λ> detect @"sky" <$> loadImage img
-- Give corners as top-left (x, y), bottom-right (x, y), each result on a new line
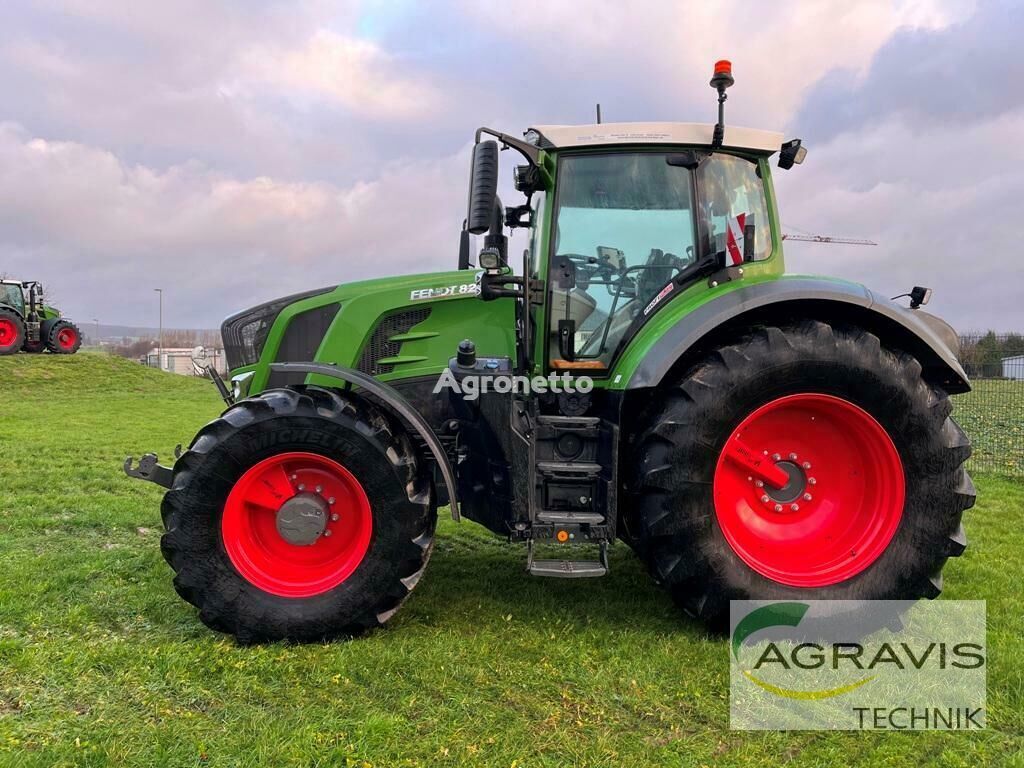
top-left (0, 0), bottom-right (1020, 332)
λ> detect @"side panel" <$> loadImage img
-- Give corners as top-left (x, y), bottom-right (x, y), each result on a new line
top-left (611, 275), bottom-right (969, 393)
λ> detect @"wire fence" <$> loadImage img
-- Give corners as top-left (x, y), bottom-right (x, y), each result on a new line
top-left (953, 333), bottom-right (1024, 476)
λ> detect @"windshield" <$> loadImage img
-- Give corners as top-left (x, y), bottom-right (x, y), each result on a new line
top-left (0, 284), bottom-right (24, 314)
top-left (548, 152), bottom-right (697, 365)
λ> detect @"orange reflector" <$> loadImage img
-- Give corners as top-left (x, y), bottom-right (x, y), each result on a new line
top-left (550, 359), bottom-right (607, 370)
top-left (556, 530), bottom-right (569, 542)
top-left (714, 59), bottom-right (732, 75)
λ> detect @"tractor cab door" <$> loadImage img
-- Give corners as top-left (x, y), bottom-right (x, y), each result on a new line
top-left (0, 284), bottom-right (25, 316)
top-left (545, 152), bottom-right (698, 371)
top-left (544, 151), bottom-right (773, 372)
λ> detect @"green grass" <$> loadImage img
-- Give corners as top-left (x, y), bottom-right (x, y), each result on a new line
top-left (0, 353), bottom-right (1022, 767)
top-left (954, 379), bottom-right (1024, 476)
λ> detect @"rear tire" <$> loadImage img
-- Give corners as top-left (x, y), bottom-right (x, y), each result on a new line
top-left (630, 321), bottom-right (974, 631)
top-left (160, 386), bottom-right (437, 643)
top-left (0, 309), bottom-right (25, 355)
top-left (46, 320), bottom-right (81, 354)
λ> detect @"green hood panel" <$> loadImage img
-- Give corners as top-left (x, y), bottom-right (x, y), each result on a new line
top-left (247, 270), bottom-right (517, 393)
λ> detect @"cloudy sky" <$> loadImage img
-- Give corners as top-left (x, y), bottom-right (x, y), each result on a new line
top-left (0, 0), bottom-right (1020, 331)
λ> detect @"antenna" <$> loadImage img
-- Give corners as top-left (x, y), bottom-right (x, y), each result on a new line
top-left (596, 103), bottom-right (602, 124)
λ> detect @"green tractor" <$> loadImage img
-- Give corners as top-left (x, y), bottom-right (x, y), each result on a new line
top-left (126, 62), bottom-right (974, 643)
top-left (0, 279), bottom-right (82, 355)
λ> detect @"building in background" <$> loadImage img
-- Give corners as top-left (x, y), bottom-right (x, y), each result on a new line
top-left (145, 347), bottom-right (227, 376)
top-left (1003, 355), bottom-right (1024, 381)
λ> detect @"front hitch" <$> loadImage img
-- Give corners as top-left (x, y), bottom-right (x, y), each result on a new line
top-left (124, 445), bottom-right (180, 489)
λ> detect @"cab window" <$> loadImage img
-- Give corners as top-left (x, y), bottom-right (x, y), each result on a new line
top-left (697, 154), bottom-right (771, 262)
top-left (548, 153), bottom-right (697, 366)
top-left (0, 284), bottom-right (24, 315)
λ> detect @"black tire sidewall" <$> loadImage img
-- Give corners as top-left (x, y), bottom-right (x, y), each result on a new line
top-left (47, 320), bottom-right (81, 354)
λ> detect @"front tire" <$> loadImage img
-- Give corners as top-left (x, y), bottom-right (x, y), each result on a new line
top-left (46, 320), bottom-right (81, 354)
top-left (630, 321), bottom-right (974, 630)
top-left (160, 386), bottom-right (437, 643)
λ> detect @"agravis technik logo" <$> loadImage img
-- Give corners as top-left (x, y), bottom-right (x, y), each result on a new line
top-left (729, 600), bottom-right (987, 730)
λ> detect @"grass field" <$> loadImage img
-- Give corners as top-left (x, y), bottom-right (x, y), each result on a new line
top-left (1, 354), bottom-right (1022, 767)
top-left (954, 379), bottom-right (1024, 476)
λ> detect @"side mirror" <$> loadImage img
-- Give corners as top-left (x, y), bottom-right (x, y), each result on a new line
top-left (778, 138), bottom-right (807, 170)
top-left (467, 141), bottom-right (499, 235)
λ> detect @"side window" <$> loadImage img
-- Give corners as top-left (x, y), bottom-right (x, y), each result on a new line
top-left (698, 155), bottom-right (772, 262)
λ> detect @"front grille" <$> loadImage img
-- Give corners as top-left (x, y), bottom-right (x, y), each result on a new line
top-left (274, 303), bottom-right (340, 363)
top-left (221, 287), bottom-right (335, 369)
top-left (357, 308), bottom-right (431, 376)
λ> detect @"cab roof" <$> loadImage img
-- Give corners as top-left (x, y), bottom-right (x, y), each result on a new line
top-left (529, 121), bottom-right (784, 154)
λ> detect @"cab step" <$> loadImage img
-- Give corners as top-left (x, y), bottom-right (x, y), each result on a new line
top-left (526, 540), bottom-right (609, 579)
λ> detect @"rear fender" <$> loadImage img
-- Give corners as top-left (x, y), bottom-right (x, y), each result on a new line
top-left (623, 278), bottom-right (969, 394)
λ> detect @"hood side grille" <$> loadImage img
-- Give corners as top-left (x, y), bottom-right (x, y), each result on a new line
top-left (357, 308), bottom-right (431, 376)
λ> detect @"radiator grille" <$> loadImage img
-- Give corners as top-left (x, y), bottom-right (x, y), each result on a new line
top-left (357, 308), bottom-right (431, 376)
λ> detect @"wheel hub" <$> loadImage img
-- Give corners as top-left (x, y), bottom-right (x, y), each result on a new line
top-left (762, 460), bottom-right (806, 504)
top-left (275, 492), bottom-right (329, 545)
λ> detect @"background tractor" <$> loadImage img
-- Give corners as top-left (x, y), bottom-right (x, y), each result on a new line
top-left (126, 61), bottom-right (974, 644)
top-left (0, 279), bottom-right (82, 355)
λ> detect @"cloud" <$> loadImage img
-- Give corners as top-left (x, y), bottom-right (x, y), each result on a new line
top-left (796, 0), bottom-right (1021, 139)
top-left (244, 29), bottom-right (444, 119)
top-left (0, 122), bottom-right (469, 327)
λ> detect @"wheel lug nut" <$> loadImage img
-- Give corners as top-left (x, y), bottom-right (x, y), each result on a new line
top-left (297, 484), bottom-right (305, 491)
top-left (773, 504), bottom-right (783, 512)
top-left (754, 480), bottom-right (764, 488)
top-left (328, 497), bottom-right (336, 505)
top-left (803, 493), bottom-right (812, 501)
top-left (789, 453), bottom-right (798, 461)
top-left (761, 495), bottom-right (770, 503)
top-left (290, 474), bottom-right (297, 481)
top-left (315, 485), bottom-right (323, 494)
top-left (323, 529), bottom-right (332, 537)
top-left (790, 503), bottom-right (800, 512)
top-left (808, 478), bottom-right (817, 486)
top-left (772, 453), bottom-right (781, 461)
top-left (331, 514), bottom-right (339, 522)
top-left (802, 462), bottom-right (811, 470)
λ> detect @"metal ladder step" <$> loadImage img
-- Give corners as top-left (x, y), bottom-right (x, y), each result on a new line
top-left (536, 510), bottom-right (605, 525)
top-left (528, 559), bottom-right (608, 578)
top-left (526, 540), bottom-right (609, 579)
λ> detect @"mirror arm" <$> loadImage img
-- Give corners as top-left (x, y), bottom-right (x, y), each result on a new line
top-left (475, 127), bottom-right (540, 166)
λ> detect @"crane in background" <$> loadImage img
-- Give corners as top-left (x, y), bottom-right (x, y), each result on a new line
top-left (781, 225), bottom-right (877, 246)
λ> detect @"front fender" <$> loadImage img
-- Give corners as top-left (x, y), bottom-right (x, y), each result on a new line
top-left (620, 277), bottom-right (969, 394)
top-left (270, 362), bottom-right (460, 520)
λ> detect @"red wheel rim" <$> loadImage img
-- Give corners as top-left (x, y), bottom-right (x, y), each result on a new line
top-left (57, 327), bottom-right (77, 350)
top-left (713, 393), bottom-right (904, 587)
top-left (222, 452), bottom-right (373, 597)
top-left (0, 318), bottom-right (18, 347)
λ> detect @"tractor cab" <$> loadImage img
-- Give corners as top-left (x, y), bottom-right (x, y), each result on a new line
top-left (463, 61), bottom-right (806, 378)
